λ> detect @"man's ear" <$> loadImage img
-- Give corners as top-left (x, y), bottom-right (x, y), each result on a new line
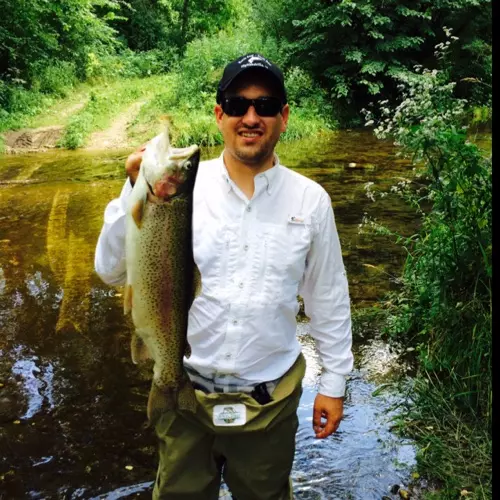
top-left (280, 104), bottom-right (290, 133)
top-left (214, 104), bottom-right (224, 129)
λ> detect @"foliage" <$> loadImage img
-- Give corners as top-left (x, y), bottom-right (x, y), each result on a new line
top-left (112, 0), bottom-right (242, 53)
top-left (251, 0), bottom-right (492, 122)
top-left (390, 376), bottom-right (492, 499)
top-left (0, 83), bottom-right (55, 132)
top-left (361, 32), bottom-right (491, 496)
top-left (171, 22), bottom-right (276, 108)
top-left (85, 49), bottom-right (175, 81)
top-left (125, 24), bottom-right (333, 148)
top-left (0, 0), bottom-right (120, 83)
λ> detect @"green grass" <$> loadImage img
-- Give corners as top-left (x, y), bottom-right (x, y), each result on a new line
top-left (28, 85), bottom-right (92, 129)
top-left (390, 374), bottom-right (492, 500)
top-left (0, 88), bottom-right (55, 133)
top-left (59, 76), bottom-right (166, 149)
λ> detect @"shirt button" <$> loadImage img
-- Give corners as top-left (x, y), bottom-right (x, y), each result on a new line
top-left (225, 353), bottom-right (232, 359)
top-left (246, 206), bottom-right (252, 212)
top-left (239, 282), bottom-right (244, 288)
top-left (232, 319), bottom-right (238, 325)
top-left (243, 244), bottom-right (249, 251)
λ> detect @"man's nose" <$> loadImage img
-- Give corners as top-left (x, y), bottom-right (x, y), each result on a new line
top-left (242, 105), bottom-right (260, 126)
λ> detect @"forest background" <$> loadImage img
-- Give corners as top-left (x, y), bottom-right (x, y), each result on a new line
top-left (0, 1), bottom-right (492, 499)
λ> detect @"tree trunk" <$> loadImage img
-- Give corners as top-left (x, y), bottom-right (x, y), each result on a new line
top-left (181, 0), bottom-right (189, 48)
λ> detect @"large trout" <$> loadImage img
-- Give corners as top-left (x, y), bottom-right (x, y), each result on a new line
top-left (124, 128), bottom-right (200, 423)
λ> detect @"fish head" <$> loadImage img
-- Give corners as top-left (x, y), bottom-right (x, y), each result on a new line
top-left (141, 131), bottom-right (200, 200)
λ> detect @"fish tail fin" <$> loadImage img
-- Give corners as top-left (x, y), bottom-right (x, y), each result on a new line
top-left (130, 333), bottom-right (151, 364)
top-left (147, 382), bottom-right (175, 426)
top-left (177, 377), bottom-right (197, 413)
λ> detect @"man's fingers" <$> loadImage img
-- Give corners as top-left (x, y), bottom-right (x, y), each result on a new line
top-left (313, 394), bottom-right (344, 438)
top-left (315, 417), bottom-right (338, 439)
top-left (312, 407), bottom-right (324, 430)
top-left (125, 142), bottom-right (149, 185)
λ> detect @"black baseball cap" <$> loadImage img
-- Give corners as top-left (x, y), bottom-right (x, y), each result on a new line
top-left (216, 53), bottom-right (287, 105)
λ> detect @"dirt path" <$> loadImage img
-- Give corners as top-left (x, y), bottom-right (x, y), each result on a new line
top-left (2, 98), bottom-right (146, 153)
top-left (85, 100), bottom-right (147, 150)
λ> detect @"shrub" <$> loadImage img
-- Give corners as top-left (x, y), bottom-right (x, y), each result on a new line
top-left (31, 61), bottom-right (78, 97)
top-left (362, 31), bottom-right (492, 422)
top-left (360, 30), bottom-right (491, 497)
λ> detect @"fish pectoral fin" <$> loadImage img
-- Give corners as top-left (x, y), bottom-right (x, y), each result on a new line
top-left (131, 198), bottom-right (145, 229)
top-left (131, 333), bottom-right (151, 363)
top-left (124, 284), bottom-right (133, 315)
top-left (147, 383), bottom-right (175, 425)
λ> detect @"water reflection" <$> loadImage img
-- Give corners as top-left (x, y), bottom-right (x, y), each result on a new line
top-left (0, 130), bottom-right (466, 498)
top-left (11, 349), bottom-right (55, 419)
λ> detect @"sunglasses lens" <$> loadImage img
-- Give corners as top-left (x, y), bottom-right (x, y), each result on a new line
top-left (222, 98), bottom-right (249, 116)
top-left (255, 98), bottom-right (282, 117)
top-left (222, 97), bottom-right (282, 117)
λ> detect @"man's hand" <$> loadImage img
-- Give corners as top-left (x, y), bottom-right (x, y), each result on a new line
top-left (312, 394), bottom-right (344, 439)
top-left (125, 142), bottom-right (149, 186)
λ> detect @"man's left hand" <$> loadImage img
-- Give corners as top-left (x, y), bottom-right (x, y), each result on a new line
top-left (312, 394), bottom-right (344, 439)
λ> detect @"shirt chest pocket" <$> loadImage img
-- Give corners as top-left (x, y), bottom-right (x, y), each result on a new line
top-left (261, 217), bottom-right (313, 284)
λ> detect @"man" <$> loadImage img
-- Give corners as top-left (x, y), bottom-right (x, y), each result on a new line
top-left (94, 53), bottom-right (353, 499)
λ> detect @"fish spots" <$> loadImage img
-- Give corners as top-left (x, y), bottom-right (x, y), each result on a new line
top-left (126, 191), bottom-right (197, 420)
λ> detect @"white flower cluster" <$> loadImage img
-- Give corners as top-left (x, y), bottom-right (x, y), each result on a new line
top-left (361, 27), bottom-right (466, 146)
top-left (357, 212), bottom-right (393, 237)
top-left (364, 181), bottom-right (376, 202)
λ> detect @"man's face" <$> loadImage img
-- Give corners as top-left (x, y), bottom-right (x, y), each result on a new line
top-left (214, 82), bottom-right (289, 168)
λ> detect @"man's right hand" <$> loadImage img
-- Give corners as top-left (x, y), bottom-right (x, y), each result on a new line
top-left (125, 142), bottom-right (149, 186)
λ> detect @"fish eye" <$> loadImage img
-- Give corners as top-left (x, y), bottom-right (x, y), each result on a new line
top-left (184, 161), bottom-right (192, 169)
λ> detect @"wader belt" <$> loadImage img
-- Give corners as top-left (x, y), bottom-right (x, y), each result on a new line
top-left (184, 364), bottom-right (280, 404)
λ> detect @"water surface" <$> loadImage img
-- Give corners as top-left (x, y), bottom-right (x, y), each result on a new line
top-left (0, 130), bottom-right (436, 498)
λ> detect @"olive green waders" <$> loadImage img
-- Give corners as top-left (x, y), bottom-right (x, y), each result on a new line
top-left (153, 353), bottom-right (306, 500)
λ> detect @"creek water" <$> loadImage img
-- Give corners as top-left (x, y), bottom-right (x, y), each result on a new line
top-left (0, 129), bottom-right (490, 499)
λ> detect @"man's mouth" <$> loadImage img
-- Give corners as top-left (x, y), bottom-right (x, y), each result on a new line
top-left (239, 131), bottom-right (263, 138)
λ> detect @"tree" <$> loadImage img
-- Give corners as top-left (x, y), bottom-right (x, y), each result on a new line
top-left (251, 0), bottom-right (491, 122)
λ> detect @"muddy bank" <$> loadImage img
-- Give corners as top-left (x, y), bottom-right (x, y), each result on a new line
top-left (3, 126), bottom-right (64, 154)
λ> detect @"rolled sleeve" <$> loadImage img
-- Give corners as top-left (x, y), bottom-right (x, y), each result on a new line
top-left (299, 191), bottom-right (353, 398)
top-left (94, 179), bottom-right (133, 286)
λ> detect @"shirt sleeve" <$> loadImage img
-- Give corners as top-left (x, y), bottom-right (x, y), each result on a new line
top-left (298, 190), bottom-right (354, 398)
top-left (94, 179), bottom-right (133, 286)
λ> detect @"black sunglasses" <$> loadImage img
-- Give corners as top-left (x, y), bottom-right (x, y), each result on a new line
top-left (221, 97), bottom-right (283, 117)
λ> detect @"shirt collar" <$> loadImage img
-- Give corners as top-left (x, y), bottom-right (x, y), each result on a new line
top-left (218, 151), bottom-right (281, 195)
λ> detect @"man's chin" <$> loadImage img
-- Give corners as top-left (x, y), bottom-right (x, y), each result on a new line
top-left (235, 146), bottom-right (273, 166)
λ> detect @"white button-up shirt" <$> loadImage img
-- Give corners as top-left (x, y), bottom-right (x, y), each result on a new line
top-left (94, 153), bottom-right (353, 397)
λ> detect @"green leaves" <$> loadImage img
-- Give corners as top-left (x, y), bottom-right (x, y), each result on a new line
top-left (250, 0), bottom-right (492, 119)
top-left (362, 38), bottom-right (492, 427)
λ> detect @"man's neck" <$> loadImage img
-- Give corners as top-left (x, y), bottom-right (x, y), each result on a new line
top-left (223, 152), bottom-right (275, 200)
